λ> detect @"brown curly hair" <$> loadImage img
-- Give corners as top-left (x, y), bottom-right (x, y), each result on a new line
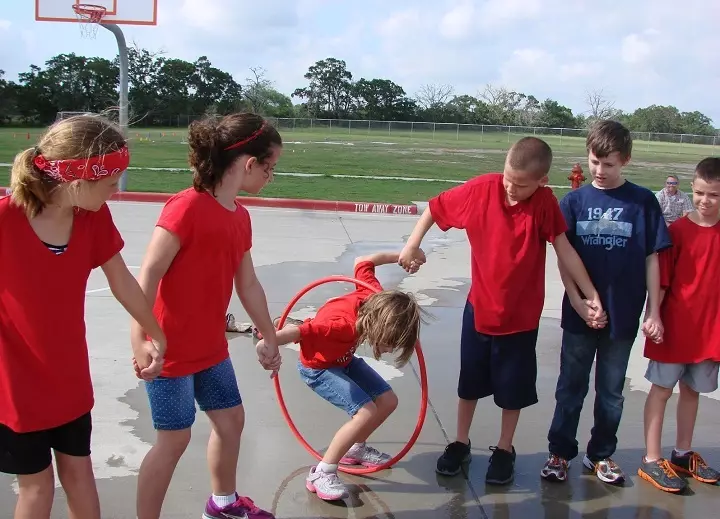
top-left (187, 112), bottom-right (282, 193)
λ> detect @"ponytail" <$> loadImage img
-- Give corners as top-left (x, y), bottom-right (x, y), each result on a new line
top-left (10, 148), bottom-right (61, 218)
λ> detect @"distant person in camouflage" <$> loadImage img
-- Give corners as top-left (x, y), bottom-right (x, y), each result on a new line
top-left (656, 175), bottom-right (693, 225)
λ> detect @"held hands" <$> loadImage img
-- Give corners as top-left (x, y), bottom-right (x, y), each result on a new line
top-left (256, 338), bottom-right (282, 377)
top-left (131, 337), bottom-right (166, 381)
top-left (642, 314), bottom-right (664, 344)
top-left (398, 245), bottom-right (426, 274)
top-left (571, 296), bottom-right (608, 330)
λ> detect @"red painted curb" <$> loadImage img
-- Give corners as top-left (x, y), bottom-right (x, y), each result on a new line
top-left (1, 188), bottom-right (418, 216)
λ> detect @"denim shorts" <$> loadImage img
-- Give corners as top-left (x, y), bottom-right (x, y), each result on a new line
top-left (297, 356), bottom-right (392, 416)
top-left (144, 357), bottom-right (242, 431)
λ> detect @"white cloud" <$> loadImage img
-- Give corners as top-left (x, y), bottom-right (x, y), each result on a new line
top-left (0, 0), bottom-right (717, 125)
top-left (621, 33), bottom-right (653, 65)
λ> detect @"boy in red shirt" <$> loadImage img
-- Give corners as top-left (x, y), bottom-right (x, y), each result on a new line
top-left (0, 115), bottom-right (165, 519)
top-left (398, 137), bottom-right (604, 485)
top-left (256, 252), bottom-right (423, 501)
top-left (638, 157), bottom-right (720, 493)
top-left (131, 113), bottom-right (281, 519)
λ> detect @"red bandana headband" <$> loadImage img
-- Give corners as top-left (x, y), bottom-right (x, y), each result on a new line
top-left (224, 123), bottom-right (267, 151)
top-left (33, 146), bottom-right (130, 182)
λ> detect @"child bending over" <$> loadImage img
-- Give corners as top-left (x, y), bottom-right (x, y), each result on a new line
top-left (256, 252), bottom-right (423, 501)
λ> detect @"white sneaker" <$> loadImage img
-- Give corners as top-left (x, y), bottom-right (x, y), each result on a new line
top-left (305, 466), bottom-right (348, 501)
top-left (341, 443), bottom-right (392, 468)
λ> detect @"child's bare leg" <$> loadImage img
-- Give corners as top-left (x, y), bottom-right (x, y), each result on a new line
top-left (456, 398), bottom-right (478, 444)
top-left (136, 429), bottom-right (191, 519)
top-left (14, 468), bottom-right (55, 519)
top-left (205, 405), bottom-right (245, 496)
top-left (498, 409), bottom-right (520, 452)
top-left (643, 384), bottom-right (672, 460)
top-left (323, 402), bottom-right (379, 464)
top-left (55, 452), bottom-right (100, 519)
top-left (675, 381), bottom-right (698, 451)
top-left (354, 391), bottom-right (398, 443)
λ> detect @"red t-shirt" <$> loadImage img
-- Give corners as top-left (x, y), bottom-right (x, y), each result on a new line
top-left (154, 188), bottom-right (252, 377)
top-left (644, 217), bottom-right (720, 363)
top-left (0, 198), bottom-right (124, 433)
top-left (297, 261), bottom-right (382, 369)
top-left (429, 173), bottom-right (567, 335)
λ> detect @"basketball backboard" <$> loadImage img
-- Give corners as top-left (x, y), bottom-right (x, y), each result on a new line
top-left (35, 0), bottom-right (157, 26)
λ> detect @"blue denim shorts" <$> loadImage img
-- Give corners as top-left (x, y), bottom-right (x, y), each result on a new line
top-left (144, 357), bottom-right (242, 431)
top-left (297, 356), bottom-right (392, 416)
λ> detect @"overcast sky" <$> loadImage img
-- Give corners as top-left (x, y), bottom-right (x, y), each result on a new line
top-left (2, 0), bottom-right (718, 126)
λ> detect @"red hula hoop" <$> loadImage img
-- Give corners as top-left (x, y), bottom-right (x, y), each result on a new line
top-left (273, 275), bottom-right (429, 475)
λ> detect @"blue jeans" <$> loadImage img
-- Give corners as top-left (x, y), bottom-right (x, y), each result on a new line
top-left (548, 330), bottom-right (634, 461)
top-left (144, 357), bottom-right (242, 431)
top-left (297, 356), bottom-right (392, 416)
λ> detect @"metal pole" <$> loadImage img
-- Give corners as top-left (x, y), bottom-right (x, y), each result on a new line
top-left (102, 23), bottom-right (129, 192)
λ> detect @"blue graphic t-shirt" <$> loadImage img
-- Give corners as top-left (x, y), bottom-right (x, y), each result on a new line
top-left (560, 181), bottom-right (672, 340)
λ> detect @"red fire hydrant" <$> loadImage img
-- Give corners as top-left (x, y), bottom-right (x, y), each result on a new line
top-left (568, 163), bottom-right (586, 190)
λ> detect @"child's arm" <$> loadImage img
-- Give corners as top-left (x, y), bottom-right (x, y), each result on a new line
top-left (642, 253), bottom-right (664, 343)
top-left (553, 233), bottom-right (604, 317)
top-left (102, 252), bottom-right (167, 379)
top-left (399, 207), bottom-right (434, 270)
top-left (557, 260), bottom-right (606, 328)
top-left (355, 251), bottom-right (401, 268)
top-left (235, 252), bottom-right (281, 372)
top-left (129, 227), bottom-right (180, 360)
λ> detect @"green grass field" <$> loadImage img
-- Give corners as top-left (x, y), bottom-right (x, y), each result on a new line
top-left (1, 126), bottom-right (716, 204)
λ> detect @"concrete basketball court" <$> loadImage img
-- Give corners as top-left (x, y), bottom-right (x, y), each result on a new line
top-left (1, 201), bottom-right (718, 519)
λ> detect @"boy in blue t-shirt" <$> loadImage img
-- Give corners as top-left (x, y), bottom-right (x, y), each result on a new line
top-left (540, 120), bottom-right (672, 485)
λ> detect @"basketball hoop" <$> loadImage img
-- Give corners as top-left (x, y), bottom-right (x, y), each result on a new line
top-left (72, 4), bottom-right (107, 38)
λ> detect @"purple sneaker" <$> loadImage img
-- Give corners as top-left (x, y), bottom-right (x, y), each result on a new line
top-left (202, 494), bottom-right (274, 519)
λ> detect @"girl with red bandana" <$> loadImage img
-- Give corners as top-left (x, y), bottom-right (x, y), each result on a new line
top-left (0, 115), bottom-right (166, 519)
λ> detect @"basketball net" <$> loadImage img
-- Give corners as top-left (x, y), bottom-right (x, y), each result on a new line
top-left (72, 4), bottom-right (107, 38)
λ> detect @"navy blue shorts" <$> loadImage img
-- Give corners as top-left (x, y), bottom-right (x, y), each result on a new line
top-left (458, 301), bottom-right (539, 410)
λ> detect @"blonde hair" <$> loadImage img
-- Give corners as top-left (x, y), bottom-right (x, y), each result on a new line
top-left (10, 115), bottom-right (126, 218)
top-left (356, 290), bottom-right (425, 367)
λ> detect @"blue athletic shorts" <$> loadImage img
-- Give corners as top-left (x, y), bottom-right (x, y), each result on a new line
top-left (458, 300), bottom-right (539, 410)
top-left (297, 356), bottom-right (392, 416)
top-left (144, 357), bottom-right (242, 431)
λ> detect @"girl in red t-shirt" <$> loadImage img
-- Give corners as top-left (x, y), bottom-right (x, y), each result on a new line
top-left (255, 252), bottom-right (423, 501)
top-left (0, 115), bottom-right (166, 519)
top-left (130, 113), bottom-right (282, 519)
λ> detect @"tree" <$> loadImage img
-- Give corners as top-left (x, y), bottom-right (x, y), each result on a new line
top-left (538, 99), bottom-right (578, 128)
top-left (292, 58), bottom-right (355, 118)
top-left (414, 84), bottom-right (454, 121)
top-left (584, 89), bottom-right (616, 124)
top-left (354, 78), bottom-right (415, 120)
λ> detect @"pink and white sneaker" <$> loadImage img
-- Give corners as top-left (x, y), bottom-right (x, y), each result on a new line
top-left (202, 494), bottom-right (274, 518)
top-left (306, 466), bottom-right (349, 501)
top-left (340, 443), bottom-right (392, 468)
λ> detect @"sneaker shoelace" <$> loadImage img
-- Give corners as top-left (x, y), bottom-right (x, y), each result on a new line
top-left (549, 454), bottom-right (566, 468)
top-left (658, 459), bottom-right (681, 479)
top-left (689, 452), bottom-right (708, 473)
top-left (234, 496), bottom-right (260, 513)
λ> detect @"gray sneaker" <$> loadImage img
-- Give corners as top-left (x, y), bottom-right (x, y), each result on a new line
top-left (583, 455), bottom-right (626, 484)
top-left (340, 443), bottom-right (392, 468)
top-left (305, 466), bottom-right (348, 501)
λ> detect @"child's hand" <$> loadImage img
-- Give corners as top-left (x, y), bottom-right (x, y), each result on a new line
top-left (643, 315), bottom-right (664, 343)
top-left (256, 339), bottom-right (282, 377)
top-left (132, 338), bottom-right (165, 381)
top-left (399, 245), bottom-right (426, 273)
top-left (571, 297), bottom-right (607, 329)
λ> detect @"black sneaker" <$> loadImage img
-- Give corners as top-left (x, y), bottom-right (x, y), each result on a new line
top-left (670, 450), bottom-right (720, 484)
top-left (486, 446), bottom-right (516, 485)
top-left (638, 457), bottom-right (687, 493)
top-left (436, 440), bottom-right (471, 476)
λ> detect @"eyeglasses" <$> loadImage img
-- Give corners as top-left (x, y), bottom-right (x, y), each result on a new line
top-left (666, 181), bottom-right (678, 185)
